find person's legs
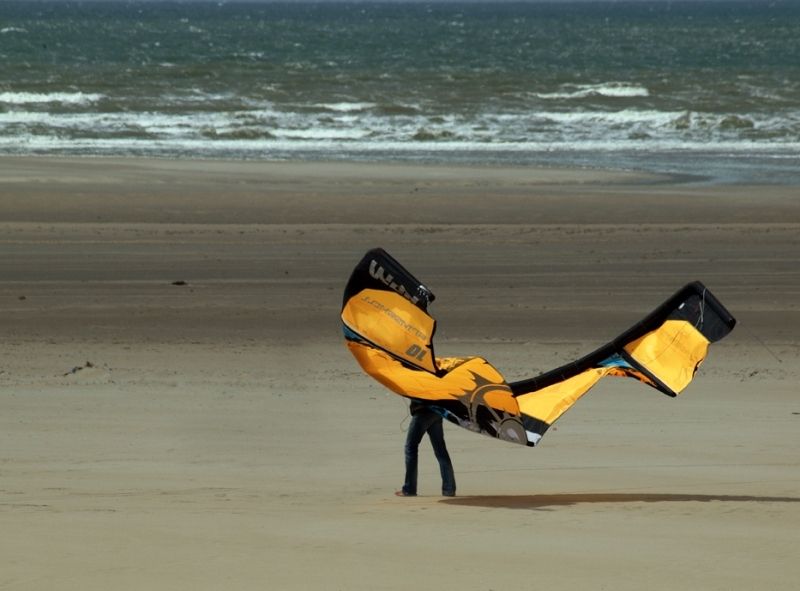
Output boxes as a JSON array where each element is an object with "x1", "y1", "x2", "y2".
[
  {"x1": 401, "y1": 414, "x2": 427, "y2": 496},
  {"x1": 427, "y1": 418, "x2": 456, "y2": 496}
]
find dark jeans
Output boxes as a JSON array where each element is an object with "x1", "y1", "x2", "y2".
[{"x1": 402, "y1": 408, "x2": 456, "y2": 496}]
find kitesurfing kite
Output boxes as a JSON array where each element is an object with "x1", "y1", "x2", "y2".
[{"x1": 341, "y1": 248, "x2": 736, "y2": 447}]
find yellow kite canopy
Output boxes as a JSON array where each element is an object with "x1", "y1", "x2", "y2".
[{"x1": 341, "y1": 248, "x2": 736, "y2": 447}]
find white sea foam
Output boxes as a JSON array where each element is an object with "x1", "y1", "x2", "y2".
[
  {"x1": 314, "y1": 102, "x2": 377, "y2": 113},
  {"x1": 2, "y1": 136, "x2": 798, "y2": 159},
  {"x1": 534, "y1": 109, "x2": 678, "y2": 125},
  {"x1": 1, "y1": 101, "x2": 798, "y2": 164},
  {"x1": 534, "y1": 83, "x2": 650, "y2": 100},
  {"x1": 0, "y1": 91, "x2": 105, "y2": 105},
  {"x1": 271, "y1": 127, "x2": 371, "y2": 140}
]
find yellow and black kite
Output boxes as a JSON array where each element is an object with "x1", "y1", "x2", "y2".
[{"x1": 341, "y1": 248, "x2": 736, "y2": 447}]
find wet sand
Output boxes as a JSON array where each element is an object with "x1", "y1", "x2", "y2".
[{"x1": 1, "y1": 157, "x2": 798, "y2": 590}]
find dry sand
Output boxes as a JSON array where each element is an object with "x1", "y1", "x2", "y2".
[{"x1": 1, "y1": 156, "x2": 798, "y2": 590}]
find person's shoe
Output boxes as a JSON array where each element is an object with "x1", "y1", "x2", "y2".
[
  {"x1": 442, "y1": 491, "x2": 456, "y2": 497},
  {"x1": 395, "y1": 490, "x2": 416, "y2": 497}
]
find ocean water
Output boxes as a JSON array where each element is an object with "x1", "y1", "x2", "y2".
[{"x1": 1, "y1": 0, "x2": 799, "y2": 183}]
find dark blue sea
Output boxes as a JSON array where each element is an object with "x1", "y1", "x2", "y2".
[{"x1": 2, "y1": 0, "x2": 799, "y2": 183}]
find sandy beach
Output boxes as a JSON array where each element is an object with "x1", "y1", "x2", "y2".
[{"x1": 1, "y1": 156, "x2": 798, "y2": 590}]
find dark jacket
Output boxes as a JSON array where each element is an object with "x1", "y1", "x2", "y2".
[{"x1": 409, "y1": 400, "x2": 435, "y2": 416}]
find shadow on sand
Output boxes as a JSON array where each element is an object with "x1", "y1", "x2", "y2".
[{"x1": 441, "y1": 493, "x2": 800, "y2": 509}]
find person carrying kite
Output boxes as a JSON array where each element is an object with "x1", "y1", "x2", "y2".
[{"x1": 396, "y1": 400, "x2": 456, "y2": 497}]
